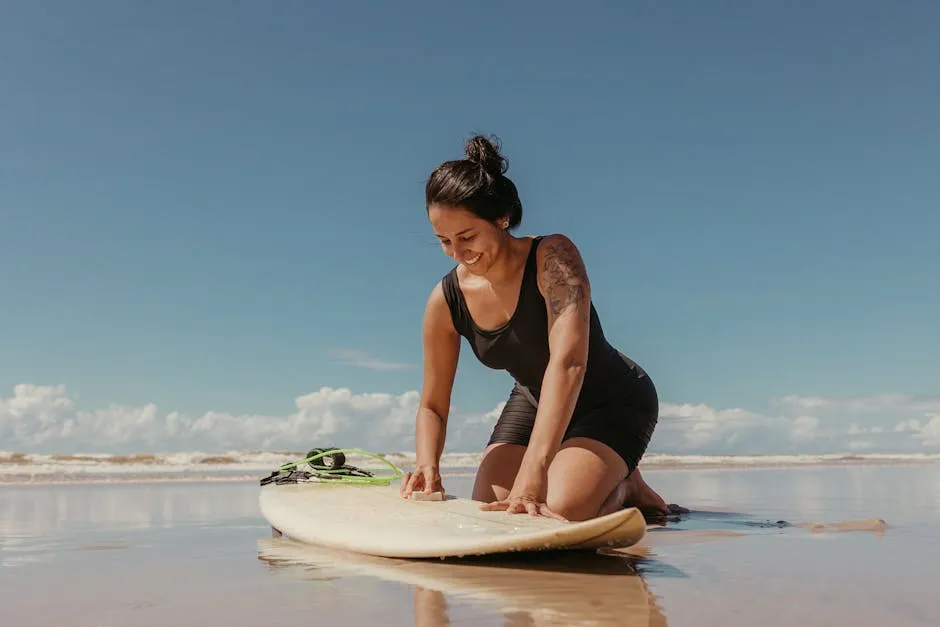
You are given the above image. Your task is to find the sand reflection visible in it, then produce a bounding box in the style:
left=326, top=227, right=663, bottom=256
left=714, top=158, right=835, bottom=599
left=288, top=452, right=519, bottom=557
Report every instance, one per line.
left=257, top=538, right=667, bottom=626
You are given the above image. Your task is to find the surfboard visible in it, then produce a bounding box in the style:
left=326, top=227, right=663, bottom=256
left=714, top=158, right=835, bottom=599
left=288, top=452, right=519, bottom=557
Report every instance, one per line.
left=258, top=482, right=646, bottom=559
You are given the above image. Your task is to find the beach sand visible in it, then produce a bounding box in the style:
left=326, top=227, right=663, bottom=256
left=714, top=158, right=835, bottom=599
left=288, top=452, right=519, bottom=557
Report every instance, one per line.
left=2, top=463, right=938, bottom=626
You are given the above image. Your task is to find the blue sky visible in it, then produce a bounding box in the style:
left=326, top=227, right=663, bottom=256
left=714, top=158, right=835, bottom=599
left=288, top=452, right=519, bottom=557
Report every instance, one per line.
left=1, top=1, right=938, bottom=454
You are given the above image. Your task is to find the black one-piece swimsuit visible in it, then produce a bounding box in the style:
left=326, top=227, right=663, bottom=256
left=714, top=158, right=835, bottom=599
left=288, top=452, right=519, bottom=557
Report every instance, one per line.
left=439, top=235, right=659, bottom=474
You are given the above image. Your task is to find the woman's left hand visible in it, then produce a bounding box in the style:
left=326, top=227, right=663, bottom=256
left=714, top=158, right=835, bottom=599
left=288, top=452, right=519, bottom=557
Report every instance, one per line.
left=480, top=469, right=567, bottom=521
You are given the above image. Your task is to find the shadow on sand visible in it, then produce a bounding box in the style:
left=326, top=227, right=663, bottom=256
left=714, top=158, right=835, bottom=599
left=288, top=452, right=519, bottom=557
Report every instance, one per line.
left=646, top=507, right=888, bottom=536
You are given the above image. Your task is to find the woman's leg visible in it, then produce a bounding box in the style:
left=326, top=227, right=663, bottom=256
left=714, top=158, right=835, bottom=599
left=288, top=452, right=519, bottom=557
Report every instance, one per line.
left=549, top=403, right=668, bottom=519
left=472, top=384, right=538, bottom=502
left=543, top=436, right=629, bottom=521
left=562, top=373, right=668, bottom=518
left=471, top=442, right=526, bottom=503
left=472, top=379, right=668, bottom=519
left=474, top=438, right=668, bottom=520
left=620, top=467, right=668, bottom=514
left=473, top=437, right=666, bottom=518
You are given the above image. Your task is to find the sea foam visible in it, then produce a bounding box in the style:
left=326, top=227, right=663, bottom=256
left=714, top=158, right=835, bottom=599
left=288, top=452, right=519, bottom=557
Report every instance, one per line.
left=2, top=450, right=939, bottom=484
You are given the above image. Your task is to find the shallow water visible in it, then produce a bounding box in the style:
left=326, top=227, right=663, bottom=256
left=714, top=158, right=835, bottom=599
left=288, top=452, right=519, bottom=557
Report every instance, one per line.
left=1, top=464, right=938, bottom=626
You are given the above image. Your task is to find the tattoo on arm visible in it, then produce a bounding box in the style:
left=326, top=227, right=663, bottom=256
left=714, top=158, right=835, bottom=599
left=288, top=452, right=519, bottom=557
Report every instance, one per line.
left=538, top=237, right=590, bottom=324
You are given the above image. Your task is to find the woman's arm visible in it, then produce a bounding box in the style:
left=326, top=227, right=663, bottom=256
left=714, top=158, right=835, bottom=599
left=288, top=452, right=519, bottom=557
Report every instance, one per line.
left=522, top=233, right=592, bottom=472
left=413, top=282, right=461, bottom=469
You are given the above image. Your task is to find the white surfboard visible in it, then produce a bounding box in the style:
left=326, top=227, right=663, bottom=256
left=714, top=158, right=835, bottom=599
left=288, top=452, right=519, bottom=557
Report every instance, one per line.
left=258, top=482, right=646, bottom=559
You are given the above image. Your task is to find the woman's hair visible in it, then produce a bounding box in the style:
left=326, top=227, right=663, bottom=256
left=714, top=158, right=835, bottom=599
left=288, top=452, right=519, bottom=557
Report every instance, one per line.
left=425, top=134, right=523, bottom=229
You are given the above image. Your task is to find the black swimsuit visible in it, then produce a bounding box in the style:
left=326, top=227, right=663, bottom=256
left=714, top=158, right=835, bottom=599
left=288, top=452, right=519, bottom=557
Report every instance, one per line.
left=440, top=235, right=658, bottom=474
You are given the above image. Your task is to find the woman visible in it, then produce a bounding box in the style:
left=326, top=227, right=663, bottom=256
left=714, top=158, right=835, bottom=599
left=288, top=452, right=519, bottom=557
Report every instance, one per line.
left=400, top=134, right=668, bottom=521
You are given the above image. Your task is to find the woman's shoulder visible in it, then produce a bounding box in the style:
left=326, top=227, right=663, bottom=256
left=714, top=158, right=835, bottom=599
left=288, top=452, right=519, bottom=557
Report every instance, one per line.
left=531, top=232, right=590, bottom=296
left=532, top=232, right=585, bottom=266
left=422, top=278, right=461, bottom=335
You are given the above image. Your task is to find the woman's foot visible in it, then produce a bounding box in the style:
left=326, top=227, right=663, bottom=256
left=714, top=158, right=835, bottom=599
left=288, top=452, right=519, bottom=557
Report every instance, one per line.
left=622, top=468, right=668, bottom=517
left=597, top=467, right=669, bottom=518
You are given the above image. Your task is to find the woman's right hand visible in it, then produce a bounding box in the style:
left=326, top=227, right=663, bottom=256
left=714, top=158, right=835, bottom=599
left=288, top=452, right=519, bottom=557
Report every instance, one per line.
left=400, top=463, right=443, bottom=499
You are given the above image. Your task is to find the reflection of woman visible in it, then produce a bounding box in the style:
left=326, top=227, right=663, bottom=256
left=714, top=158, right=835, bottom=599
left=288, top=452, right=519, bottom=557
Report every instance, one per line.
left=413, top=588, right=449, bottom=627
left=400, top=135, right=667, bottom=520
left=257, top=537, right=667, bottom=627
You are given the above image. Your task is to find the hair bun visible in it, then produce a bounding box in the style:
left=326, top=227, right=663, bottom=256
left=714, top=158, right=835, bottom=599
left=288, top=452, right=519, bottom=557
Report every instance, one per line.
left=426, top=132, right=524, bottom=230
left=465, top=134, right=508, bottom=177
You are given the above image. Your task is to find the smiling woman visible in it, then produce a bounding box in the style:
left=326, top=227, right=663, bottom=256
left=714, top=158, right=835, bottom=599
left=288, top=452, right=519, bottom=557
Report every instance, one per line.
left=400, top=134, right=669, bottom=522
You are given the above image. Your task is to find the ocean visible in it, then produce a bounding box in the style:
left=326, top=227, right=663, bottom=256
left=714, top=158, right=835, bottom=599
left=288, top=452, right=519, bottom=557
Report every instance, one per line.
left=2, top=459, right=938, bottom=626
left=2, top=449, right=940, bottom=484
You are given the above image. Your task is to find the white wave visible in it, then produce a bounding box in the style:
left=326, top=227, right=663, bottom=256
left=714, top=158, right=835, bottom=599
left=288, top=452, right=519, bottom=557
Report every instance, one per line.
left=640, top=452, right=940, bottom=467
left=2, top=449, right=940, bottom=484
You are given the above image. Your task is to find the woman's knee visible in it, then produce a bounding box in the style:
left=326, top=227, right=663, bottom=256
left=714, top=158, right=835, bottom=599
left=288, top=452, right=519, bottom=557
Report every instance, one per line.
left=545, top=492, right=599, bottom=522
left=471, top=443, right=526, bottom=502
left=545, top=437, right=628, bottom=521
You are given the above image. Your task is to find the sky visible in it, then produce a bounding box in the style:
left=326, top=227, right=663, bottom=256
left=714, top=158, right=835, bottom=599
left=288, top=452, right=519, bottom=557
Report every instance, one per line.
left=1, top=0, right=938, bottom=456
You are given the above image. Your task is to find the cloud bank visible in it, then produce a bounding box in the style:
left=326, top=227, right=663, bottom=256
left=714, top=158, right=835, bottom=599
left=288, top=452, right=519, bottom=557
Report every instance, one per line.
left=1, top=383, right=938, bottom=455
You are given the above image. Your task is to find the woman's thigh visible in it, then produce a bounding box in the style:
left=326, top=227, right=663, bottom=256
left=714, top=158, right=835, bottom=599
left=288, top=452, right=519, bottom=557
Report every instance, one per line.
left=546, top=436, right=628, bottom=521
left=472, top=381, right=651, bottom=517
left=473, top=384, right=539, bottom=502
left=473, top=436, right=628, bottom=520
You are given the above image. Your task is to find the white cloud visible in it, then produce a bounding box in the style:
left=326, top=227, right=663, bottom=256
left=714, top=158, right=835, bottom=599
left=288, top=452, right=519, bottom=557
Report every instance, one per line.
left=327, top=348, right=414, bottom=371
left=894, top=419, right=922, bottom=433
left=0, top=383, right=425, bottom=454
left=764, top=394, right=940, bottom=452
left=2, top=384, right=939, bottom=455
left=647, top=392, right=940, bottom=455
left=914, top=415, right=940, bottom=447
left=790, top=416, right=820, bottom=442
left=657, top=403, right=768, bottom=448
left=773, top=393, right=940, bottom=415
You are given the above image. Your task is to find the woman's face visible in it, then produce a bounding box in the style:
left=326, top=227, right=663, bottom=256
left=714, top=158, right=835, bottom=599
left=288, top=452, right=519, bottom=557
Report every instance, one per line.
left=427, top=204, right=507, bottom=276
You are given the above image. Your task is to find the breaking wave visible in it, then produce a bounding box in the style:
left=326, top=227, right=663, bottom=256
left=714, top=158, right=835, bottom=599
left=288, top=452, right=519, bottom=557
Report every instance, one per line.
left=2, top=450, right=939, bottom=484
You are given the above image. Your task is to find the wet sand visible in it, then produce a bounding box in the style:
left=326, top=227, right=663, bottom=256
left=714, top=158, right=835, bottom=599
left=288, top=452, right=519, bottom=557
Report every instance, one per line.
left=2, top=463, right=938, bottom=626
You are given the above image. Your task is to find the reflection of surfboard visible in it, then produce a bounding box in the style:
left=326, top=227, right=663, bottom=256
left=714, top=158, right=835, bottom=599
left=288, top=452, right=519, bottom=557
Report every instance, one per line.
left=258, top=483, right=646, bottom=559
left=256, top=537, right=666, bottom=627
